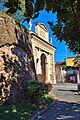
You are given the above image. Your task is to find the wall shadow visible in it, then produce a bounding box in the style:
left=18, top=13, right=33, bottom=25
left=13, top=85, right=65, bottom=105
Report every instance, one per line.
left=36, top=100, right=80, bottom=120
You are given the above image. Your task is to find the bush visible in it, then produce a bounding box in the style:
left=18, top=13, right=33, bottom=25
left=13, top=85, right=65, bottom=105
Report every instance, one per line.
left=0, top=101, right=38, bottom=120
left=45, top=83, right=52, bottom=91
left=24, top=80, right=49, bottom=104
left=42, top=94, right=53, bottom=105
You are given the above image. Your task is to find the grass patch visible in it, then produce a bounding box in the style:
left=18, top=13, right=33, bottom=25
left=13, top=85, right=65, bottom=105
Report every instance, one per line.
left=0, top=95, right=53, bottom=120
left=0, top=101, right=38, bottom=120
left=0, top=79, right=53, bottom=120
left=42, top=94, right=53, bottom=105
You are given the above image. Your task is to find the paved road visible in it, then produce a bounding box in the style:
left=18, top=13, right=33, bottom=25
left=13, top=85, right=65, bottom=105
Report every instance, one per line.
left=51, top=83, right=80, bottom=103
left=35, top=83, right=80, bottom=120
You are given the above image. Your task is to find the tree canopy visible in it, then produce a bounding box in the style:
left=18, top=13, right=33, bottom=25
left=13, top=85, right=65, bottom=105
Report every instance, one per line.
left=0, top=0, right=80, bottom=53
left=74, top=54, right=80, bottom=67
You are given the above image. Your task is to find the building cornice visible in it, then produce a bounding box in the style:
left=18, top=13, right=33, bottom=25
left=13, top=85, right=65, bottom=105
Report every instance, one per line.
left=30, top=31, right=56, bottom=50
left=35, top=22, right=48, bottom=32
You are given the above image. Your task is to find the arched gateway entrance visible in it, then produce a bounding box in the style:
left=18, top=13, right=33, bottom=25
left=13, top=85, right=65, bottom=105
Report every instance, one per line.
left=41, top=53, right=47, bottom=83
left=30, top=22, right=56, bottom=84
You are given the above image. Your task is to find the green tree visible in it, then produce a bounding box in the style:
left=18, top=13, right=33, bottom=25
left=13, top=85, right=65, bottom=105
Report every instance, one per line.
left=74, top=54, right=80, bottom=67
left=0, top=0, right=80, bottom=53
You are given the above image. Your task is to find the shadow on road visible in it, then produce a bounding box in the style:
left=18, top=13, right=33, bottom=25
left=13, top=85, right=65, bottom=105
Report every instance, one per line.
left=58, top=89, right=78, bottom=93
left=36, top=100, right=80, bottom=120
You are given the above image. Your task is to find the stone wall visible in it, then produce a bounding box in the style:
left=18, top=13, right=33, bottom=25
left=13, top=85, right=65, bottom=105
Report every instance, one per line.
left=0, top=11, right=36, bottom=103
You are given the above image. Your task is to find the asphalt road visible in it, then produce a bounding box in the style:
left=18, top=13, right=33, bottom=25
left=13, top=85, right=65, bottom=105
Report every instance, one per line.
left=36, top=83, right=80, bottom=120
left=51, top=83, right=80, bottom=103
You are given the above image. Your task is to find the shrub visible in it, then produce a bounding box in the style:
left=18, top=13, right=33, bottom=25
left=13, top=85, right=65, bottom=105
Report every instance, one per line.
left=45, top=83, right=52, bottom=91
left=42, top=94, right=53, bottom=105
left=24, top=80, right=49, bottom=105
left=0, top=101, right=38, bottom=120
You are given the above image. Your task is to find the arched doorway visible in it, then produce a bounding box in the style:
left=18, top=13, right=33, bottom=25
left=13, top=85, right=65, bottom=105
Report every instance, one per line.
left=41, top=53, right=47, bottom=83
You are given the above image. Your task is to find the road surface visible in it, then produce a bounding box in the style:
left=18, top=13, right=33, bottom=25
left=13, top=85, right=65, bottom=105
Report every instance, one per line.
left=35, top=83, right=80, bottom=120
left=51, top=83, right=80, bottom=103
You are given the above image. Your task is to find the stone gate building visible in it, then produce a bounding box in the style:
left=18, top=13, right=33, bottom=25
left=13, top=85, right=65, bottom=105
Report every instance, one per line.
left=30, top=23, right=56, bottom=84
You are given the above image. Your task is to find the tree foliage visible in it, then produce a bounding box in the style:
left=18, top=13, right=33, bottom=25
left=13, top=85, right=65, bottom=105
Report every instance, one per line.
left=0, top=0, right=80, bottom=53
left=48, top=0, right=80, bottom=53
left=74, top=54, right=80, bottom=67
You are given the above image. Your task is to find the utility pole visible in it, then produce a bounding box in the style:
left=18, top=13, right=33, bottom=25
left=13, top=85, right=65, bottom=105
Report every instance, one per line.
left=65, top=45, right=67, bottom=59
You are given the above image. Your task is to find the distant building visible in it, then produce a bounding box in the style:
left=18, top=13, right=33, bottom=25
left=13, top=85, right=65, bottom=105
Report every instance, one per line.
left=30, top=23, right=56, bottom=84
left=55, top=62, right=66, bottom=83
left=65, top=56, right=80, bottom=83
left=66, top=56, right=75, bottom=66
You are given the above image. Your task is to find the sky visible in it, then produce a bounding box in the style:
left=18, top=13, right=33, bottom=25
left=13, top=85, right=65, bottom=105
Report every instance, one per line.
left=23, top=10, right=76, bottom=62
left=0, top=1, right=77, bottom=62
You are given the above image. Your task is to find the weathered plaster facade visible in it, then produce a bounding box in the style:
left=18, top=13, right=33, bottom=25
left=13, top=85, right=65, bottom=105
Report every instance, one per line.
left=30, top=23, right=56, bottom=84
left=55, top=62, right=66, bottom=83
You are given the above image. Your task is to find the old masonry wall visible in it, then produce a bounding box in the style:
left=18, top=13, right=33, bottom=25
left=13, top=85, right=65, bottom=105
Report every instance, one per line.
left=0, top=11, right=36, bottom=103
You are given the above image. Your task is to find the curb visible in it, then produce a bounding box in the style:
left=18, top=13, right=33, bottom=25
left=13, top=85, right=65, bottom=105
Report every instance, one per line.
left=28, top=99, right=58, bottom=120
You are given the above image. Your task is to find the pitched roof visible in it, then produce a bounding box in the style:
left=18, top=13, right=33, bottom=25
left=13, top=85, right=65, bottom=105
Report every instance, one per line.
left=66, top=56, right=75, bottom=59
left=56, top=62, right=65, bottom=65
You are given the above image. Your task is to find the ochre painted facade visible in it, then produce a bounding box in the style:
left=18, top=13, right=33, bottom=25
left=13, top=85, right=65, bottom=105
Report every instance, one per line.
left=30, top=23, right=56, bottom=84
left=66, top=57, right=76, bottom=66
